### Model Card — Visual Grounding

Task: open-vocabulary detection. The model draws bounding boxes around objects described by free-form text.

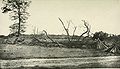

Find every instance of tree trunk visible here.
[18,7,21,37]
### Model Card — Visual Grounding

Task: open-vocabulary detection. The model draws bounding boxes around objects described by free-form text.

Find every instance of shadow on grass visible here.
[13,65,84,69]
[14,66,61,69]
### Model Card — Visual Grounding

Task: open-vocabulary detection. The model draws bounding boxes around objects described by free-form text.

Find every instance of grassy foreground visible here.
[1,56,120,68]
[0,44,118,68]
[0,44,112,59]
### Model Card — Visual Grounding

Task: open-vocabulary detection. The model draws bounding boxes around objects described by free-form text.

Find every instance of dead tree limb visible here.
[33,26,36,35]
[73,26,77,36]
[67,20,71,29]
[58,18,71,42]
[78,20,90,41]
[43,30,60,46]
[71,26,77,41]
[43,30,55,43]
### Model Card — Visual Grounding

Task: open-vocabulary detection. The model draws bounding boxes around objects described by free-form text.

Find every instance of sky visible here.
[0,0,120,35]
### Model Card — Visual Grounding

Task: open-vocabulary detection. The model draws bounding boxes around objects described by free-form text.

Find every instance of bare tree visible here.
[58,18,71,42]
[78,20,91,41]
[72,26,77,40]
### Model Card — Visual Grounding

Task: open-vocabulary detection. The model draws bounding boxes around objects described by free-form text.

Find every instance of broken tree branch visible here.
[58,18,71,42]
[43,30,60,46]
[73,26,77,37]
[78,20,90,41]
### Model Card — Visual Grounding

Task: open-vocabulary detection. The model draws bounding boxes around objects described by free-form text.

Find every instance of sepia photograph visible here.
[0,0,120,69]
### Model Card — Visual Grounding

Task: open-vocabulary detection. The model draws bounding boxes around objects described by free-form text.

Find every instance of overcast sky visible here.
[0,0,120,35]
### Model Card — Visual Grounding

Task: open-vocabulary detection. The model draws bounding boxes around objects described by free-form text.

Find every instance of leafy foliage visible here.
[9,23,26,35]
[1,0,31,36]
[93,31,109,41]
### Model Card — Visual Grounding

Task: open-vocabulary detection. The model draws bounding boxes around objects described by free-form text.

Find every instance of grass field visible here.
[0,44,112,59]
[0,44,117,68]
[1,56,120,68]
